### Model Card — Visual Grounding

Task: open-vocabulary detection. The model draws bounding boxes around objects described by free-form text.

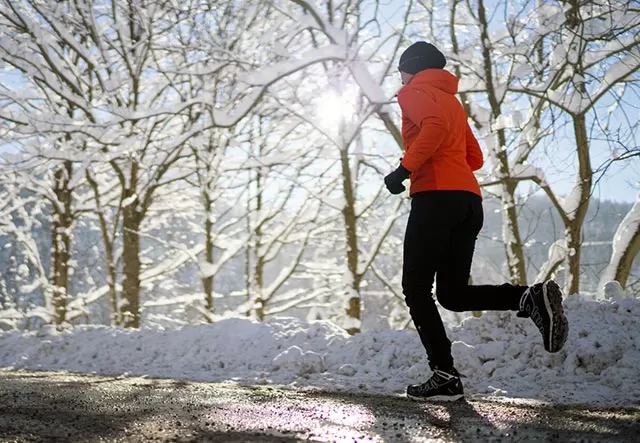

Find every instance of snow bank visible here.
[1,296,639,406]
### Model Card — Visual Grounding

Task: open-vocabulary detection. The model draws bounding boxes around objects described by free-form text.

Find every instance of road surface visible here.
[0,370,638,442]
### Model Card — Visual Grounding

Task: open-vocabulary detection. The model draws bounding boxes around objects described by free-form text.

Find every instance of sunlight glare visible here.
[314,89,358,136]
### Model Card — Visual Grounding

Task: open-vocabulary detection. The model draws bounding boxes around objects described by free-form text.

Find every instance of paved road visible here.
[0,370,638,442]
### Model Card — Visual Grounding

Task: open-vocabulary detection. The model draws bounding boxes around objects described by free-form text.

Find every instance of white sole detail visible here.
[541,280,569,353]
[407,393,464,402]
[542,281,555,351]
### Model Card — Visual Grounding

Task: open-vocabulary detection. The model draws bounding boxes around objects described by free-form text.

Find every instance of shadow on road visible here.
[294,387,640,442]
[1,370,638,442]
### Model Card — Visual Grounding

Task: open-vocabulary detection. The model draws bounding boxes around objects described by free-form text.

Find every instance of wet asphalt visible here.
[0,370,638,442]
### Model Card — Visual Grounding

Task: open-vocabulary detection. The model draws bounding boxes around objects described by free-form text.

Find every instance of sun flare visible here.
[314,89,358,134]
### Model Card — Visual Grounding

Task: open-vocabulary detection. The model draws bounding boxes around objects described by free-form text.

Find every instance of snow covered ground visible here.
[1,295,639,406]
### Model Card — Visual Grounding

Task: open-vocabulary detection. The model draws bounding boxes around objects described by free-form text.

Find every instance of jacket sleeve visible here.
[397,88,447,173]
[465,123,484,171]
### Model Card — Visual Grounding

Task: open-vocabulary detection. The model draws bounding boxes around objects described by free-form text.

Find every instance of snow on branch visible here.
[140,244,205,282]
[349,61,389,105]
[287,0,347,46]
[535,239,569,283]
[478,162,548,188]
[558,183,583,221]
[589,47,640,109]
[511,163,548,186]
[240,46,347,88]
[599,193,640,293]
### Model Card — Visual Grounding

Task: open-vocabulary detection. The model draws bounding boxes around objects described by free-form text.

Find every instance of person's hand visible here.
[384,164,410,195]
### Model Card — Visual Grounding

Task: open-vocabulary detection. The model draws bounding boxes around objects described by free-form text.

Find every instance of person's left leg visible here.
[435,193,527,312]
[434,193,569,354]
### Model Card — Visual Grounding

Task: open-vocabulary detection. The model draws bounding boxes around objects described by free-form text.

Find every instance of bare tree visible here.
[0,0,227,327]
[441,0,552,285]
[254,0,413,333]
[0,176,50,326]
[0,0,97,325]
[511,1,640,294]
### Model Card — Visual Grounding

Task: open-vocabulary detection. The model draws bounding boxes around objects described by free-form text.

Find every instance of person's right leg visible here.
[402,192,455,372]
[402,192,466,401]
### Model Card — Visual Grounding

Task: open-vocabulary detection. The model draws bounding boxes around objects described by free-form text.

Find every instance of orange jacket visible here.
[398,69,483,197]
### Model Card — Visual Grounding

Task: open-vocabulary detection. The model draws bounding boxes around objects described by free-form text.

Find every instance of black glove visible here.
[384,164,411,195]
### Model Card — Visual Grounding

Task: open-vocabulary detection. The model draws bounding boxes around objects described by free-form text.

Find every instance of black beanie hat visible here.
[398,42,446,74]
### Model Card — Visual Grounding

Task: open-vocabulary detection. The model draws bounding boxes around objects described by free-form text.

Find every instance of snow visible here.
[603,281,625,299]
[591,47,640,105]
[349,61,388,105]
[559,182,583,220]
[1,295,640,406]
[599,194,640,292]
[535,239,568,282]
[240,46,346,87]
[511,163,546,183]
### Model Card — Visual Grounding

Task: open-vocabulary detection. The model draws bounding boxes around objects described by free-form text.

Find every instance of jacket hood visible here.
[409,69,458,94]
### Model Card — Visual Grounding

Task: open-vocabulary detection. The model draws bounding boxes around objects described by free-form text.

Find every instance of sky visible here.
[1,294,638,406]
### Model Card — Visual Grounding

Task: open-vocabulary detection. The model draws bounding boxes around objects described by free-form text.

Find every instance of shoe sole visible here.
[542,280,569,353]
[407,393,464,402]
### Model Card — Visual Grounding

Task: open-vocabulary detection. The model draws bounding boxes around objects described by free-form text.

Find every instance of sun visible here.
[314,88,359,136]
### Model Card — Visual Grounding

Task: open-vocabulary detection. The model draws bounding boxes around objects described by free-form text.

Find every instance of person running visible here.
[384,41,569,401]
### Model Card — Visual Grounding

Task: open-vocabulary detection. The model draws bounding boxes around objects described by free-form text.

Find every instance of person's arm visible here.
[465,123,483,171]
[397,88,447,172]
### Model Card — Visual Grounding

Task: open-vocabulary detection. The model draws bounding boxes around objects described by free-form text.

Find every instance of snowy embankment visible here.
[1,295,639,406]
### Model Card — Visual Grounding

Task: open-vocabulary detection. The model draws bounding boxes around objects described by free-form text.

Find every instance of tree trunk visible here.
[86,170,119,326]
[476,0,528,285]
[339,146,361,334]
[203,191,214,319]
[614,231,640,288]
[556,0,592,296]
[499,166,528,285]
[252,248,266,321]
[121,205,142,328]
[121,165,142,328]
[50,160,73,325]
[565,113,592,295]
[251,166,266,321]
[106,248,119,326]
[252,255,266,321]
[606,195,640,288]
